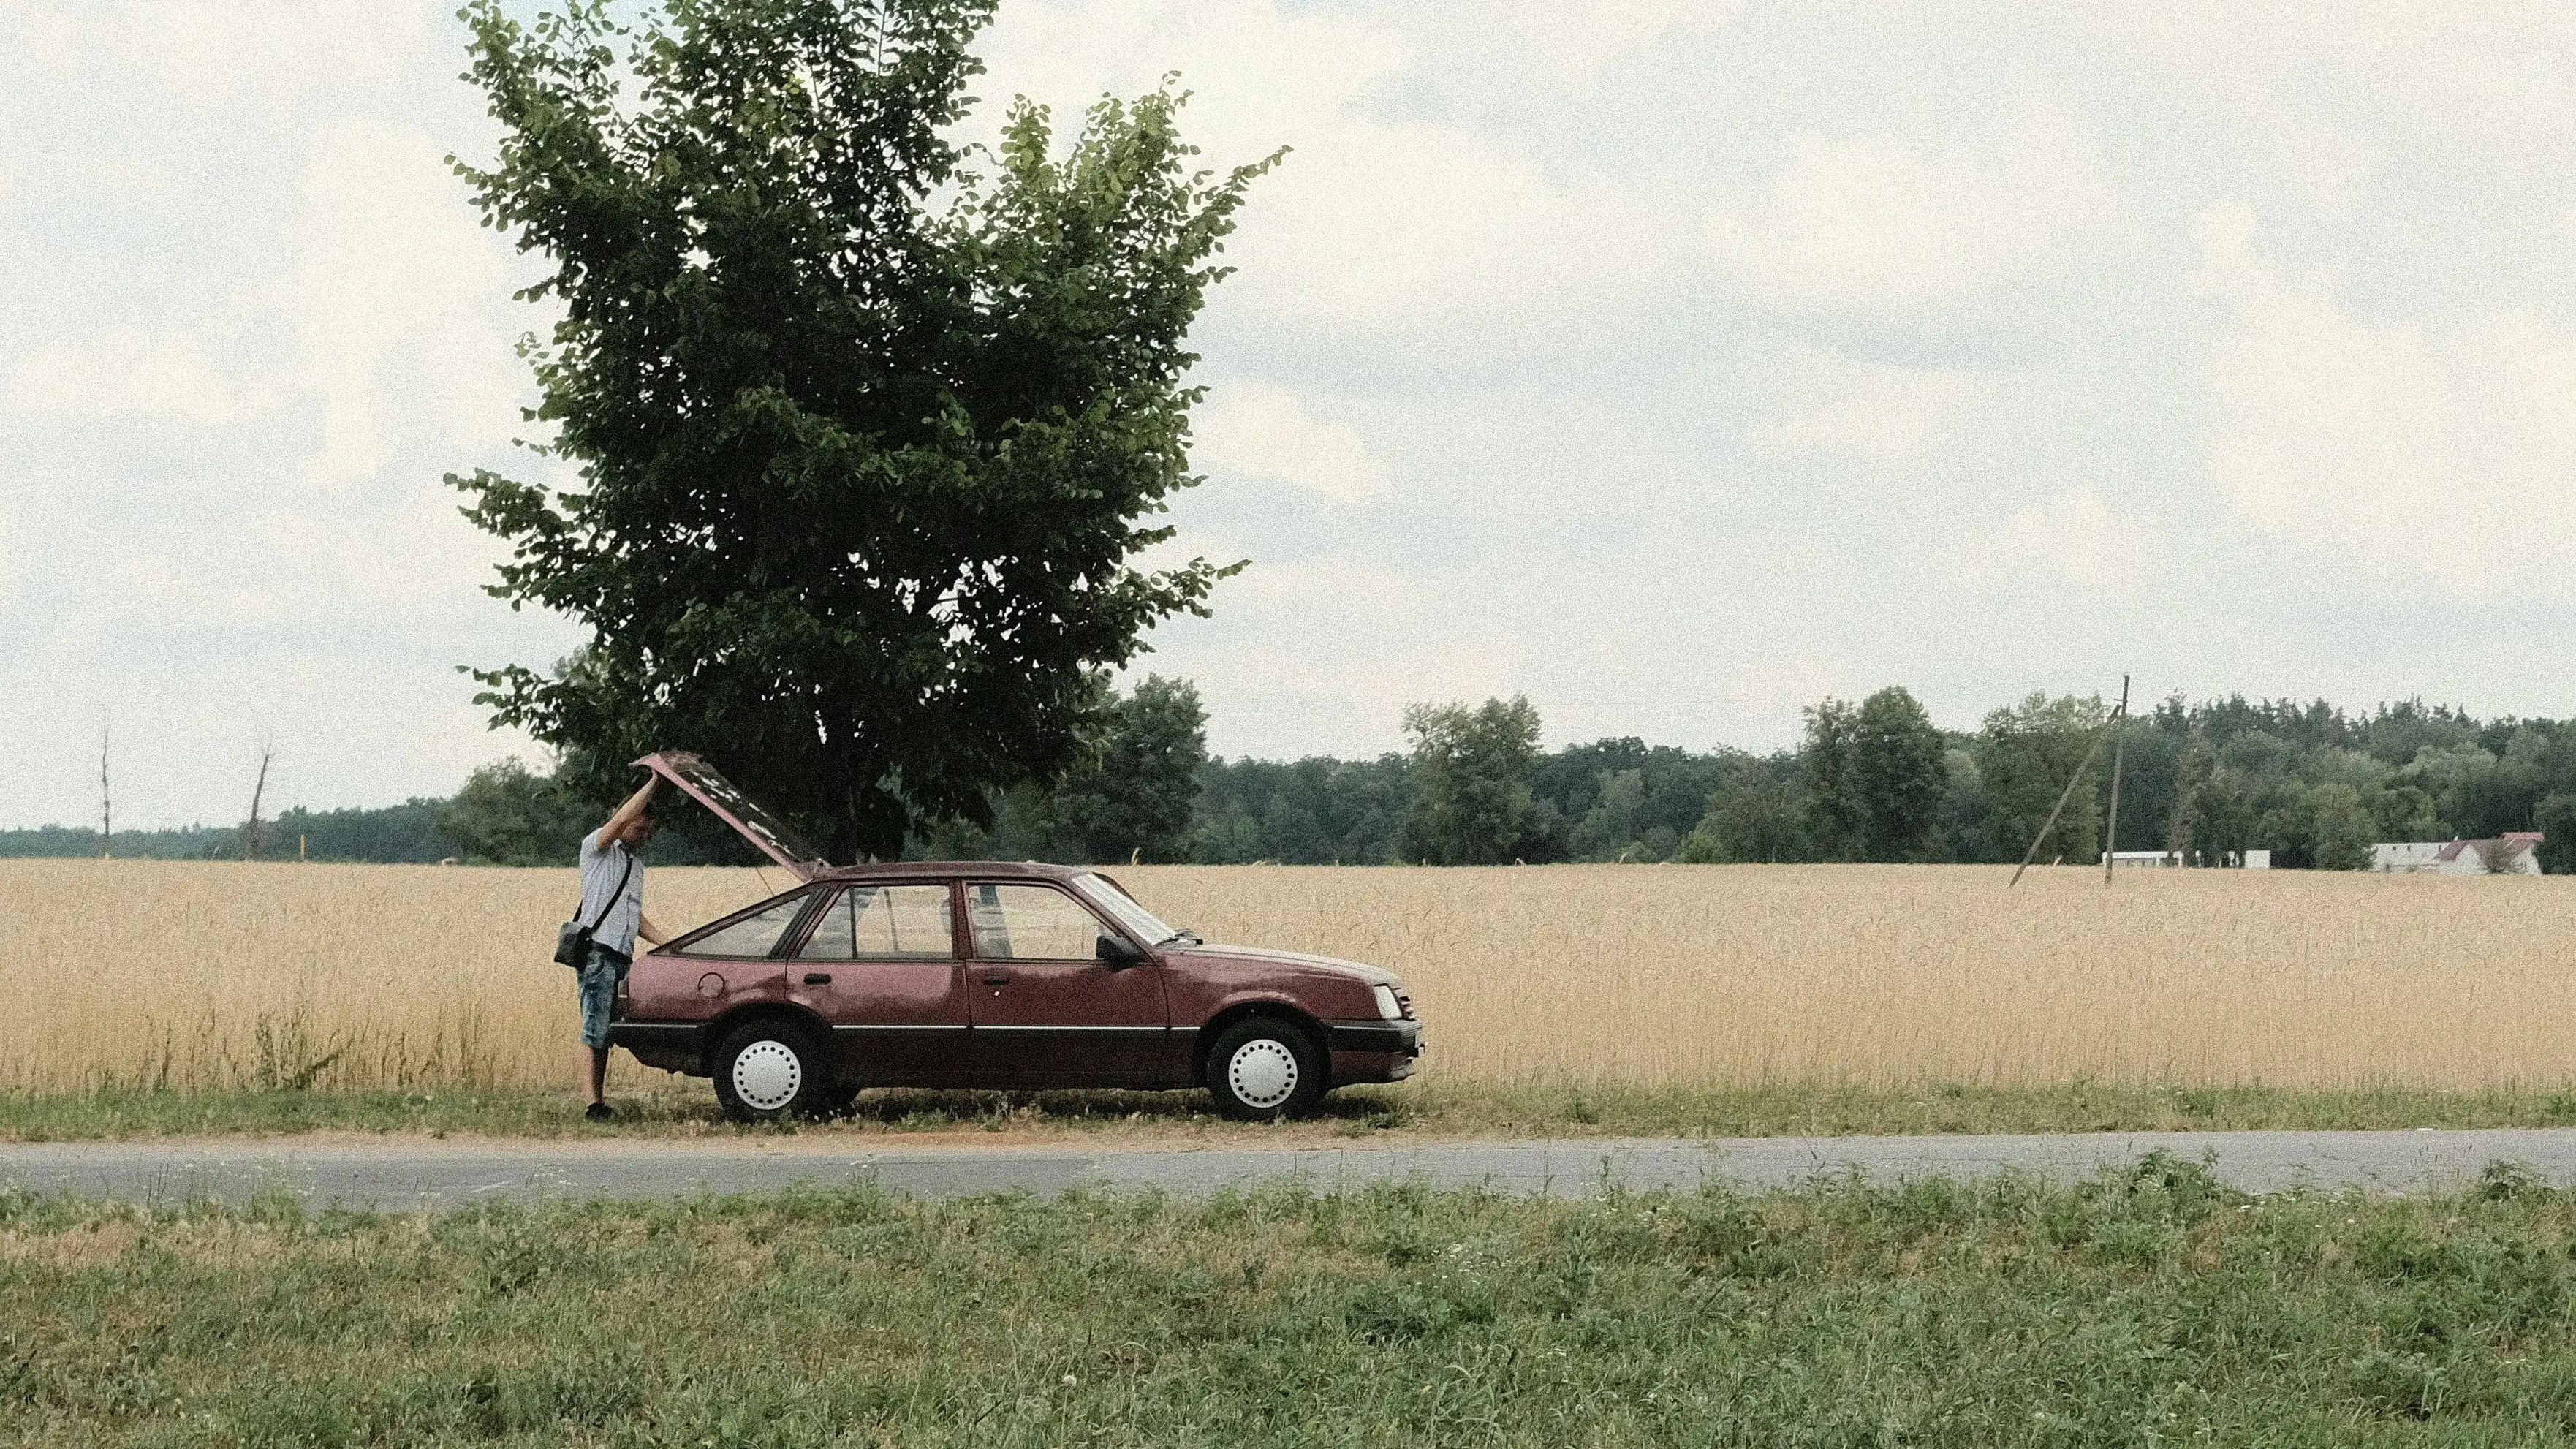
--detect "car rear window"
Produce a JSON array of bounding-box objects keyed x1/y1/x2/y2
[
  {"x1": 800, "y1": 885, "x2": 953, "y2": 960},
  {"x1": 681, "y1": 893, "x2": 811, "y2": 958}
]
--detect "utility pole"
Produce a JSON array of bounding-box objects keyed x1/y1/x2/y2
[
  {"x1": 243, "y1": 738, "x2": 274, "y2": 863},
  {"x1": 2009, "y1": 684, "x2": 2129, "y2": 890},
  {"x1": 99, "y1": 724, "x2": 112, "y2": 859},
  {"x1": 2102, "y1": 673, "x2": 2130, "y2": 884}
]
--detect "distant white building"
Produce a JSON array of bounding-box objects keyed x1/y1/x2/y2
[{"x1": 2369, "y1": 833, "x2": 2543, "y2": 875}]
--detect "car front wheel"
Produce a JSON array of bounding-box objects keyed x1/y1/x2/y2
[
  {"x1": 1203, "y1": 1016, "x2": 1327, "y2": 1121},
  {"x1": 713, "y1": 1018, "x2": 833, "y2": 1122}
]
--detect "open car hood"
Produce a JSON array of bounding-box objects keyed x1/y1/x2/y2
[{"x1": 633, "y1": 750, "x2": 833, "y2": 880}]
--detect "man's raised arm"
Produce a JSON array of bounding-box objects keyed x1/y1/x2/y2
[{"x1": 596, "y1": 776, "x2": 659, "y2": 850}]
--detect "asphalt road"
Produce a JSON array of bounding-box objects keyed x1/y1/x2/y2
[{"x1": 10, "y1": 1128, "x2": 2576, "y2": 1209}]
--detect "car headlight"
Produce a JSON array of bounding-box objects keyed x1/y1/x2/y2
[{"x1": 1371, "y1": 984, "x2": 1402, "y2": 1020}]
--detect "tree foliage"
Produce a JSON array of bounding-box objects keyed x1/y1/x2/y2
[
  {"x1": 434, "y1": 759, "x2": 595, "y2": 866},
  {"x1": 1190, "y1": 754, "x2": 1414, "y2": 864},
  {"x1": 23, "y1": 685, "x2": 2576, "y2": 871},
  {"x1": 1034, "y1": 675, "x2": 1209, "y2": 863},
  {"x1": 448, "y1": 0, "x2": 1270, "y2": 861},
  {"x1": 925, "y1": 674, "x2": 1209, "y2": 863},
  {"x1": 1676, "y1": 753, "x2": 1811, "y2": 863},
  {"x1": 1532, "y1": 739, "x2": 1735, "y2": 863},
  {"x1": 1398, "y1": 697, "x2": 1545, "y2": 866},
  {"x1": 1806, "y1": 686, "x2": 1948, "y2": 862},
  {"x1": 1978, "y1": 693, "x2": 2109, "y2": 866}
]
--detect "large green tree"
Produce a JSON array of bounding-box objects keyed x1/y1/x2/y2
[
  {"x1": 1805, "y1": 686, "x2": 1949, "y2": 862},
  {"x1": 1676, "y1": 753, "x2": 1812, "y2": 863},
  {"x1": 1978, "y1": 692, "x2": 2108, "y2": 867},
  {"x1": 449, "y1": 0, "x2": 1270, "y2": 860},
  {"x1": 1028, "y1": 673, "x2": 1210, "y2": 863},
  {"x1": 434, "y1": 759, "x2": 594, "y2": 866},
  {"x1": 1398, "y1": 696, "x2": 1545, "y2": 866}
]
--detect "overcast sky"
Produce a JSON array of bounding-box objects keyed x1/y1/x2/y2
[{"x1": 6, "y1": 1, "x2": 2575, "y2": 826}]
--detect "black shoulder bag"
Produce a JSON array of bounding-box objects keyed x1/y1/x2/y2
[{"x1": 555, "y1": 848, "x2": 637, "y2": 967}]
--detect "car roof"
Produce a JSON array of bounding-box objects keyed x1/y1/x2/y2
[{"x1": 815, "y1": 860, "x2": 1091, "y2": 884}]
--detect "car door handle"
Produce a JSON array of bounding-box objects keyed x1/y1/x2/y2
[
  {"x1": 981, "y1": 974, "x2": 1011, "y2": 985},
  {"x1": 803, "y1": 972, "x2": 833, "y2": 985}
]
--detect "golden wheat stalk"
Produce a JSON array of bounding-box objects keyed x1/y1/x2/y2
[{"x1": 3, "y1": 860, "x2": 2565, "y2": 1093}]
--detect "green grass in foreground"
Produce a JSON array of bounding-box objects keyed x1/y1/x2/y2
[
  {"x1": 12, "y1": 1159, "x2": 2576, "y2": 1445},
  {"x1": 14, "y1": 1078, "x2": 2576, "y2": 1141}
]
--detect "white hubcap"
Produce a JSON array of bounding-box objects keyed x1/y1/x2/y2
[
  {"x1": 731, "y1": 1039, "x2": 803, "y2": 1112},
  {"x1": 1227, "y1": 1039, "x2": 1300, "y2": 1110}
]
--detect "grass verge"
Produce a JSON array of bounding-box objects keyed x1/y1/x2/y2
[
  {"x1": 10, "y1": 1158, "x2": 2576, "y2": 1445},
  {"x1": 14, "y1": 1078, "x2": 2576, "y2": 1142}
]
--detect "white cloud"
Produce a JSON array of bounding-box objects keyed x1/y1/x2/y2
[
  {"x1": 282, "y1": 118, "x2": 520, "y2": 489},
  {"x1": 1947, "y1": 486, "x2": 2163, "y2": 591},
  {"x1": 1168, "y1": 554, "x2": 1528, "y2": 754},
  {"x1": 1745, "y1": 350, "x2": 1977, "y2": 466},
  {"x1": 112, "y1": 553, "x2": 299, "y2": 628},
  {"x1": 22, "y1": 0, "x2": 2576, "y2": 817},
  {"x1": 1501, "y1": 0, "x2": 1740, "y2": 75},
  {"x1": 1415, "y1": 0, "x2": 1745, "y2": 85},
  {"x1": 1727, "y1": 651, "x2": 1855, "y2": 719},
  {"x1": 96, "y1": 0, "x2": 429, "y2": 111},
  {"x1": 1, "y1": 4, "x2": 79, "y2": 72},
  {"x1": 1241, "y1": 124, "x2": 1670, "y2": 336},
  {"x1": 1, "y1": 327, "x2": 237, "y2": 425},
  {"x1": 1711, "y1": 106, "x2": 2121, "y2": 316},
  {"x1": 977, "y1": 0, "x2": 1678, "y2": 341},
  {"x1": 2195, "y1": 205, "x2": 2576, "y2": 586},
  {"x1": 1192, "y1": 381, "x2": 1391, "y2": 502}
]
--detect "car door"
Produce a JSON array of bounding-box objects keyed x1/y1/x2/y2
[
  {"x1": 788, "y1": 882, "x2": 971, "y2": 1086},
  {"x1": 963, "y1": 881, "x2": 1168, "y2": 1083}
]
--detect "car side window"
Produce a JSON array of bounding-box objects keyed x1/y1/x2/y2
[
  {"x1": 966, "y1": 884, "x2": 1105, "y2": 961},
  {"x1": 800, "y1": 885, "x2": 954, "y2": 960},
  {"x1": 681, "y1": 893, "x2": 811, "y2": 958}
]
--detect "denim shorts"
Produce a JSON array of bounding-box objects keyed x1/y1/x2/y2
[{"x1": 577, "y1": 942, "x2": 631, "y2": 1049}]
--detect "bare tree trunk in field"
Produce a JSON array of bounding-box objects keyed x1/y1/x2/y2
[{"x1": 99, "y1": 725, "x2": 111, "y2": 859}]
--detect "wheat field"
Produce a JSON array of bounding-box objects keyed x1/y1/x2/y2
[{"x1": 3, "y1": 858, "x2": 2572, "y2": 1094}]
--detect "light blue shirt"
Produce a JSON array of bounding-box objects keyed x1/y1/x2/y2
[{"x1": 576, "y1": 830, "x2": 645, "y2": 960}]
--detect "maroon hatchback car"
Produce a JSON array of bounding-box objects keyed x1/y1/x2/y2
[{"x1": 607, "y1": 752, "x2": 1424, "y2": 1121}]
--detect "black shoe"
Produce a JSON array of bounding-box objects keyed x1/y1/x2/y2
[{"x1": 583, "y1": 1102, "x2": 614, "y2": 1122}]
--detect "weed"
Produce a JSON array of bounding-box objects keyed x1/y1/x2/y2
[{"x1": 10, "y1": 1170, "x2": 2576, "y2": 1442}]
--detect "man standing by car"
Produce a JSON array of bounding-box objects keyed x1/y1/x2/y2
[{"x1": 577, "y1": 775, "x2": 670, "y2": 1120}]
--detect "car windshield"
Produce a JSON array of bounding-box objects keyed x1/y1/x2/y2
[{"x1": 1072, "y1": 873, "x2": 1181, "y2": 945}]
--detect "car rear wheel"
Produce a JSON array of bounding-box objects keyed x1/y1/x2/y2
[
  {"x1": 713, "y1": 1018, "x2": 833, "y2": 1122},
  {"x1": 1204, "y1": 1016, "x2": 1327, "y2": 1121}
]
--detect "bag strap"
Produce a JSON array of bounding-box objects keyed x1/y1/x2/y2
[{"x1": 583, "y1": 844, "x2": 637, "y2": 933}]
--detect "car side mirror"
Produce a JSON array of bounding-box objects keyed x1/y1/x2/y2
[{"x1": 1096, "y1": 933, "x2": 1144, "y2": 967}]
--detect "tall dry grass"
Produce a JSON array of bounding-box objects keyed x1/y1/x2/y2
[
  {"x1": 0, "y1": 860, "x2": 779, "y2": 1094},
  {"x1": 4, "y1": 858, "x2": 2572, "y2": 1093}
]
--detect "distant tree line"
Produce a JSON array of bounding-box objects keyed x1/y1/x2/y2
[
  {"x1": 1065, "y1": 683, "x2": 2576, "y2": 873},
  {"x1": 0, "y1": 803, "x2": 447, "y2": 863},
  {"x1": 907, "y1": 681, "x2": 2576, "y2": 873},
  {"x1": 12, "y1": 684, "x2": 2576, "y2": 871}
]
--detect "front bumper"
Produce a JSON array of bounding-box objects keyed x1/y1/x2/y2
[{"x1": 1322, "y1": 1018, "x2": 1423, "y2": 1055}]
